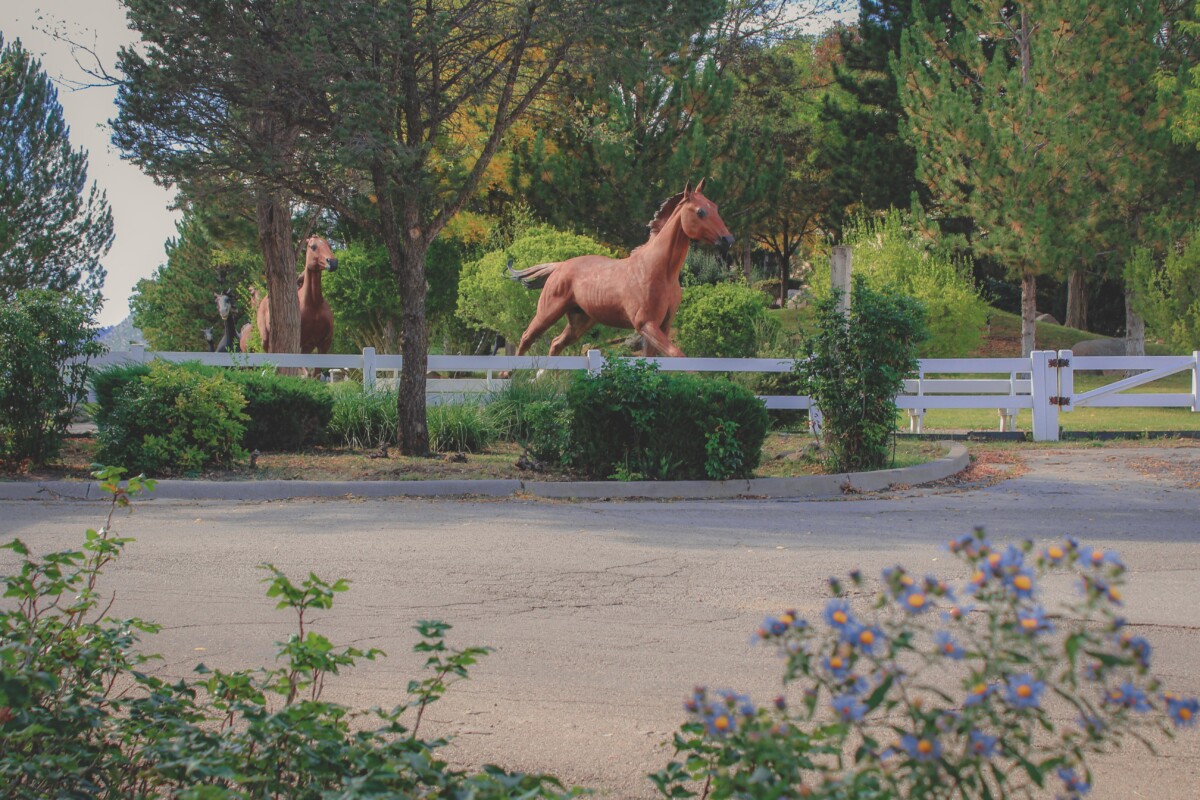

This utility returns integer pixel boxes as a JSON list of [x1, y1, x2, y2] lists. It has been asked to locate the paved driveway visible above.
[[2, 446, 1198, 797]]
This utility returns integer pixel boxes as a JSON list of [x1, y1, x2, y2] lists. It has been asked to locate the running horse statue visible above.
[[253, 236, 338, 356], [213, 289, 239, 353], [508, 180, 733, 357]]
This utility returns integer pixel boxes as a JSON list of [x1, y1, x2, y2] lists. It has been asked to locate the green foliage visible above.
[[0, 471, 571, 798], [681, 249, 733, 287], [814, 210, 987, 357], [457, 227, 617, 349], [0, 37, 111, 304], [1126, 238, 1200, 352], [545, 359, 768, 480], [95, 362, 248, 475], [428, 401, 499, 454], [796, 277, 927, 473], [93, 363, 333, 453], [653, 530, 1198, 799], [675, 281, 780, 358], [486, 371, 570, 443], [327, 383, 397, 449], [129, 197, 261, 351], [0, 290, 102, 468]]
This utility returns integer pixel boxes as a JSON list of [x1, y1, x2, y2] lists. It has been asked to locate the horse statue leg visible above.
[[638, 321, 684, 358], [548, 310, 597, 356]]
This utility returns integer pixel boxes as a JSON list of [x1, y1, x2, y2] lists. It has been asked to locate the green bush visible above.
[[327, 382, 397, 449], [550, 359, 768, 480], [654, 531, 1199, 799], [488, 371, 570, 442], [814, 210, 987, 358], [796, 276, 927, 473], [92, 362, 332, 452], [457, 226, 617, 350], [675, 281, 780, 358], [0, 471, 570, 799], [521, 399, 574, 466], [0, 290, 102, 468], [95, 362, 248, 475]]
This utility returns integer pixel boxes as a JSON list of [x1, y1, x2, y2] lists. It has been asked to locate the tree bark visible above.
[[255, 188, 300, 371], [1020, 270, 1037, 357], [740, 238, 753, 283], [1066, 269, 1088, 331], [1124, 285, 1145, 357]]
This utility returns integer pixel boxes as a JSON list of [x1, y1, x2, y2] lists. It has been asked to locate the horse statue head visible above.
[[215, 289, 234, 321], [305, 236, 338, 274], [649, 179, 734, 252]]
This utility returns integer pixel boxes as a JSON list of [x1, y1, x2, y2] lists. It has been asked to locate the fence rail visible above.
[[87, 347, 1199, 442]]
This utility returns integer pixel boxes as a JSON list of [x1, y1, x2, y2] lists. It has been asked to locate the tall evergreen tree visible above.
[[896, 0, 1166, 355], [0, 37, 112, 305], [819, 0, 955, 238]]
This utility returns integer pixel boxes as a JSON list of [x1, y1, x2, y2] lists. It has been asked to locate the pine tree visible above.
[[896, 0, 1167, 355], [0, 37, 112, 305], [819, 0, 955, 238]]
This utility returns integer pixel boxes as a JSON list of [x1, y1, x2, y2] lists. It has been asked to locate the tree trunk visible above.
[[740, 238, 753, 283], [1066, 269, 1088, 330], [1020, 270, 1037, 357], [778, 252, 789, 309], [395, 236, 430, 456], [1124, 285, 1145, 357], [255, 188, 300, 371]]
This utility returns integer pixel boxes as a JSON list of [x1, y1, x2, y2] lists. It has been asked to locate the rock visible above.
[[1035, 313, 1059, 325], [1071, 338, 1124, 357], [444, 452, 468, 463]]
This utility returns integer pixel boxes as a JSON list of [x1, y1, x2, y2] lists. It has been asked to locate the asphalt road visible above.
[[2, 446, 1198, 798]]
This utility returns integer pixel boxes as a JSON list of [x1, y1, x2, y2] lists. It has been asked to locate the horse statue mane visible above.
[[647, 192, 686, 238]]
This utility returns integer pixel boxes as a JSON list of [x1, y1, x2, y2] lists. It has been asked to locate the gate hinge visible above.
[[1049, 396, 1071, 406], [1048, 358, 1070, 368]]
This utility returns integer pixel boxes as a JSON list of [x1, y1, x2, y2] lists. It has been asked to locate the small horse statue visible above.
[[214, 289, 240, 353], [508, 179, 733, 357], [254, 236, 338, 355]]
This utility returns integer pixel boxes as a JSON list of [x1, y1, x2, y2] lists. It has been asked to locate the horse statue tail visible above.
[[506, 257, 558, 290]]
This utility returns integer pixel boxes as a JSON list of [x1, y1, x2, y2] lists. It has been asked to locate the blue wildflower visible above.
[[964, 680, 994, 707], [842, 622, 885, 655], [941, 603, 975, 623], [1078, 714, 1106, 737], [1005, 567, 1036, 598], [1105, 682, 1150, 712], [1057, 766, 1091, 796], [823, 653, 852, 680], [1016, 605, 1053, 636], [1165, 695, 1198, 727], [1121, 634, 1152, 669], [824, 599, 856, 630], [1041, 542, 1068, 564], [900, 733, 942, 762], [900, 586, 932, 614], [933, 630, 965, 660], [1080, 546, 1125, 572], [831, 693, 868, 722], [1004, 674, 1045, 709], [968, 729, 997, 759]]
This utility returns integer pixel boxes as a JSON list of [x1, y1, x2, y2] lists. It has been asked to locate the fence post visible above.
[[1192, 351, 1199, 413], [363, 347, 376, 392], [586, 349, 605, 376], [1030, 350, 1059, 441], [831, 246, 852, 316], [1057, 349, 1074, 413]]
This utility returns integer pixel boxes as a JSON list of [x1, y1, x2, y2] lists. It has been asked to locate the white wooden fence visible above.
[[88, 346, 1199, 442]]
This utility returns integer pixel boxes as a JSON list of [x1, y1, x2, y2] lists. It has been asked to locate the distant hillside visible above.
[[96, 317, 146, 350]]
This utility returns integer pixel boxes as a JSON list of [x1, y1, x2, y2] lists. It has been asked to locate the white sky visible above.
[[5, 1, 856, 328]]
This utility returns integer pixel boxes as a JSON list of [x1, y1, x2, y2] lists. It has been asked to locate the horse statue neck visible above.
[[638, 204, 692, 280], [300, 259, 324, 306]]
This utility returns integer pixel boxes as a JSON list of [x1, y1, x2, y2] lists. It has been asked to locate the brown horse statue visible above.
[[509, 180, 733, 357], [253, 236, 339, 355]]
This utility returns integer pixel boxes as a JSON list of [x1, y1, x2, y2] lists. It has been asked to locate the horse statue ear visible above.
[[695, 177, 706, 194], [683, 180, 692, 197]]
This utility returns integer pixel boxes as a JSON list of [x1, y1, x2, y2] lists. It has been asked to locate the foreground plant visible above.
[[653, 529, 1197, 799], [0, 466, 572, 798]]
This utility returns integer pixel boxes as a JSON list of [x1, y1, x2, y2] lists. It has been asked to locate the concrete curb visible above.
[[0, 443, 968, 502]]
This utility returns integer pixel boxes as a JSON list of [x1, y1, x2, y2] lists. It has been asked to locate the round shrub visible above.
[[675, 281, 780, 358], [96, 361, 248, 475], [327, 383, 397, 449], [428, 401, 498, 453]]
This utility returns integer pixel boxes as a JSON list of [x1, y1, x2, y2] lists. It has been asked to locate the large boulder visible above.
[[1035, 312, 1060, 325], [1071, 337, 1126, 374]]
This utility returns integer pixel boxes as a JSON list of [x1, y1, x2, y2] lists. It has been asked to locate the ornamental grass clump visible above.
[[653, 529, 1197, 800]]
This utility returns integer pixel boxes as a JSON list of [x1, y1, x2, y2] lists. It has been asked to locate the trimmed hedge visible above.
[[92, 362, 333, 452], [533, 359, 768, 480]]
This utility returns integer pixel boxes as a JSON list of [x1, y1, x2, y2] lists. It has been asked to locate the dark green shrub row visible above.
[[93, 361, 333, 453], [528, 359, 768, 481]]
